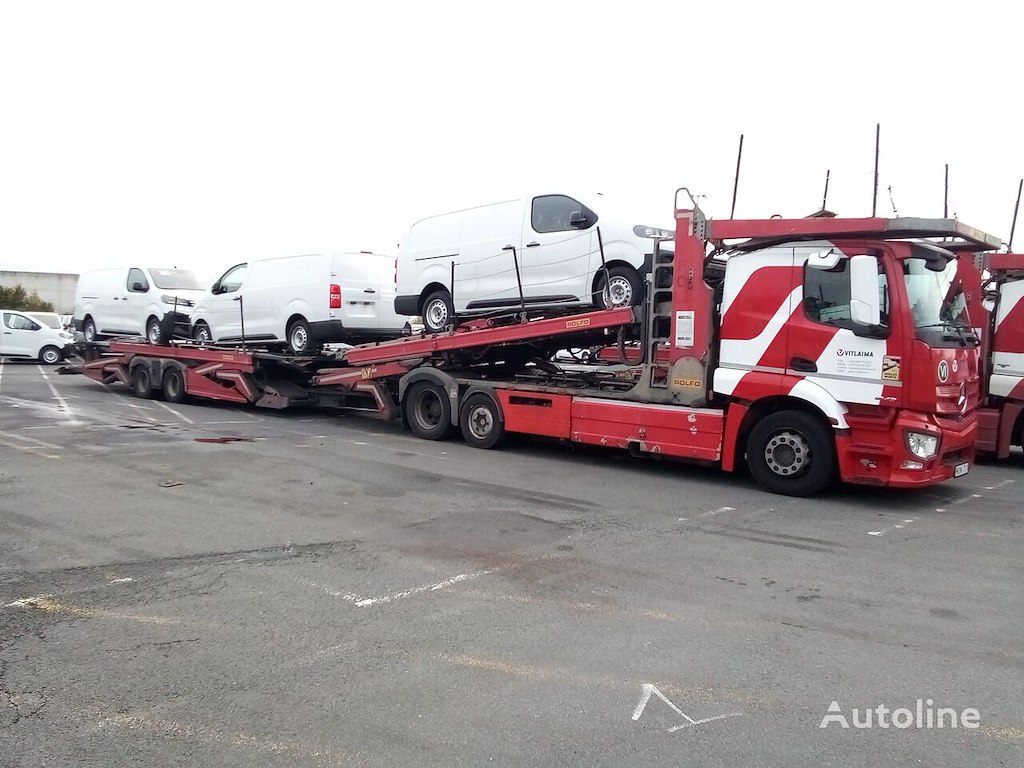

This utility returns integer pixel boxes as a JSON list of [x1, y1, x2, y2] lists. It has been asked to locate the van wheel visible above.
[[39, 346, 63, 365], [595, 266, 642, 308], [404, 381, 455, 440], [162, 366, 187, 403], [460, 392, 506, 449], [83, 316, 97, 343], [193, 322, 212, 344], [131, 365, 153, 399], [146, 316, 166, 345], [746, 410, 836, 497], [287, 318, 312, 354], [422, 290, 454, 333]]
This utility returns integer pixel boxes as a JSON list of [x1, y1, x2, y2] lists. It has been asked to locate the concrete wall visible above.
[[0, 271, 79, 314]]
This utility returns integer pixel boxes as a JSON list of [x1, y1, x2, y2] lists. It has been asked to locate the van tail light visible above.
[[330, 284, 342, 309]]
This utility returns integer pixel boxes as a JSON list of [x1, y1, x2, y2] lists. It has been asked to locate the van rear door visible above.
[[332, 252, 382, 329]]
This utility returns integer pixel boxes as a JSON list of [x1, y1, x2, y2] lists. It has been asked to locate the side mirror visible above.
[[569, 211, 589, 229], [211, 282, 222, 294], [131, 281, 147, 292], [849, 255, 881, 326]]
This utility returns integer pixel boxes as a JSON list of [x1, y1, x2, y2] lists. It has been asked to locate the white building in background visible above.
[[0, 270, 79, 313]]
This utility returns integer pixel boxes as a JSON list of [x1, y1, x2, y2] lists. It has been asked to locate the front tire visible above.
[[39, 346, 63, 365], [404, 381, 455, 440], [460, 392, 506, 449], [746, 410, 836, 497], [193, 322, 212, 344], [421, 290, 455, 334], [83, 316, 97, 343], [287, 318, 312, 354], [595, 266, 642, 309], [146, 316, 166, 345]]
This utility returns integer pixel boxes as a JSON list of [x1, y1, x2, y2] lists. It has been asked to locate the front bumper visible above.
[[836, 410, 976, 489]]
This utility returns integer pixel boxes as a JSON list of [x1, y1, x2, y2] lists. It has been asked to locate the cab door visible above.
[[209, 263, 248, 340], [120, 267, 151, 335], [520, 195, 595, 307]]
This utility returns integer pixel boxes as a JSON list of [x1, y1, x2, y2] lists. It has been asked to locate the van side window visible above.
[[219, 264, 247, 293], [127, 268, 150, 293], [4, 312, 40, 331], [531, 195, 597, 233]]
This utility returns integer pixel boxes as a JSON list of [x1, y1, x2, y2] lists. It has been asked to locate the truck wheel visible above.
[[194, 322, 212, 344], [596, 266, 642, 308], [83, 316, 98, 343], [404, 381, 455, 440], [288, 318, 312, 354], [162, 367, 187, 404], [146, 316, 166, 345], [131, 365, 153, 399], [460, 392, 506, 449], [39, 346, 63, 365], [746, 410, 836, 497], [422, 290, 454, 334]]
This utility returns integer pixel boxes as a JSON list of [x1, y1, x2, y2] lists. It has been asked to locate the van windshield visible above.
[[148, 269, 202, 290], [30, 313, 62, 329]]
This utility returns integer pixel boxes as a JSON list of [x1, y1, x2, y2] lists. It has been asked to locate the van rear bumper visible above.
[[395, 295, 420, 316], [309, 320, 411, 344]]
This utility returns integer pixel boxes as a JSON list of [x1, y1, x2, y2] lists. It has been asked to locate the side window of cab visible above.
[[530, 195, 597, 233], [216, 264, 247, 294]]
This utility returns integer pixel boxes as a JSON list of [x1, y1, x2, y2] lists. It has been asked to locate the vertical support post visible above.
[[503, 244, 526, 320], [821, 169, 830, 212], [730, 133, 744, 219], [872, 123, 880, 217], [450, 259, 456, 317], [596, 225, 609, 306], [234, 295, 246, 350], [1010, 179, 1023, 251], [944, 163, 949, 218]]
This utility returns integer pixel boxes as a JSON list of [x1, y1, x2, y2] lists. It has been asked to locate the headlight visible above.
[[905, 431, 939, 460], [633, 224, 674, 239], [162, 295, 195, 307]]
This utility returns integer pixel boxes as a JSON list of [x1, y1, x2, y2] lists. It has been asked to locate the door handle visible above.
[[363, 288, 376, 294], [526, 241, 540, 247], [790, 357, 818, 373], [2, 331, 11, 335]]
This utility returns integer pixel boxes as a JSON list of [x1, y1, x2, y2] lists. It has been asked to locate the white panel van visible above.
[[0, 310, 76, 363], [189, 252, 411, 354], [73, 266, 207, 344], [394, 192, 672, 332]]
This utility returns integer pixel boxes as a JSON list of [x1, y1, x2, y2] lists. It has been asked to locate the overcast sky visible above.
[[2, 0, 1023, 281]]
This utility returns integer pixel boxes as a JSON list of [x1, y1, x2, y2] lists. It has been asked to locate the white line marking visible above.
[[701, 506, 736, 518], [985, 479, 1015, 491], [155, 401, 195, 424], [0, 429, 63, 451], [868, 518, 917, 537], [0, 360, 4, 396], [37, 364, 80, 424], [109, 577, 134, 584], [631, 683, 742, 732], [316, 568, 503, 608]]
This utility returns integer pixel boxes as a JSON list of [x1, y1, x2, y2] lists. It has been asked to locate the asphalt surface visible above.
[[1, 357, 1022, 767]]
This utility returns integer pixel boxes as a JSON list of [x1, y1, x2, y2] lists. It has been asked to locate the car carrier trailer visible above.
[[79, 191, 1000, 496]]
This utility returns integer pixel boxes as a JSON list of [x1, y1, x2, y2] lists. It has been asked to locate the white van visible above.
[[73, 267, 207, 344], [0, 309, 76, 364], [189, 251, 411, 354], [394, 192, 673, 332]]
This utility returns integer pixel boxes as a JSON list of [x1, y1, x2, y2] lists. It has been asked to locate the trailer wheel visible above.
[[131, 365, 153, 399], [460, 392, 506, 449], [162, 367, 187, 404], [746, 410, 836, 497], [422, 290, 454, 334], [404, 381, 454, 440]]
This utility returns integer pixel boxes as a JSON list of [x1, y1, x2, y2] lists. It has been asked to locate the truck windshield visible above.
[[148, 269, 202, 290], [903, 256, 973, 343]]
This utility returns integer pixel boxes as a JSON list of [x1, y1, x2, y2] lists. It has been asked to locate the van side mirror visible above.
[[569, 211, 589, 229], [211, 282, 222, 294], [849, 255, 881, 326], [131, 281, 147, 292]]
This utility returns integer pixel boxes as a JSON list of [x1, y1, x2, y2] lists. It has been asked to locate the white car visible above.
[[73, 266, 207, 344], [394, 191, 673, 332], [190, 251, 412, 354], [0, 309, 76, 364]]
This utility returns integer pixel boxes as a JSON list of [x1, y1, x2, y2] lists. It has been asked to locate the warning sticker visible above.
[[675, 311, 695, 348], [882, 355, 901, 382]]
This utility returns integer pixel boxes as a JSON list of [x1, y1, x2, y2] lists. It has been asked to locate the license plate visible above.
[[954, 462, 970, 477]]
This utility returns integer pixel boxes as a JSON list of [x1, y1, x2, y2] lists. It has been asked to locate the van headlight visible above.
[[905, 431, 939, 460], [162, 295, 194, 307], [633, 225, 674, 239]]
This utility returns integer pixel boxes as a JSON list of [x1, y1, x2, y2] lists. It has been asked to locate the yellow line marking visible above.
[[6, 595, 177, 625], [100, 712, 349, 764]]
